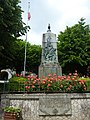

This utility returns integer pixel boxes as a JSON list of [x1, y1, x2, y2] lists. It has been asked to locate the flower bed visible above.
[[8, 72, 87, 93]]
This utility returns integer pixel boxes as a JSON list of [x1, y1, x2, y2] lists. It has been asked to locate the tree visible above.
[[26, 44, 42, 74], [58, 18, 90, 75], [14, 40, 42, 74], [0, 0, 29, 70]]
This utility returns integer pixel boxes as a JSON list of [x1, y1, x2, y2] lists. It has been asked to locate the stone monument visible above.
[[39, 24, 62, 78]]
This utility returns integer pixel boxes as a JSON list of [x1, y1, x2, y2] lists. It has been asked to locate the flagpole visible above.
[[23, 30, 27, 76], [23, 1, 30, 76]]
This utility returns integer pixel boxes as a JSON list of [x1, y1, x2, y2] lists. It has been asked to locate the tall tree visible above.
[[26, 44, 42, 74], [14, 40, 42, 74], [0, 0, 29, 70], [58, 18, 90, 75]]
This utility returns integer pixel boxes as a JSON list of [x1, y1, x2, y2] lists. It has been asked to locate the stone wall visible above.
[[1, 93, 90, 120]]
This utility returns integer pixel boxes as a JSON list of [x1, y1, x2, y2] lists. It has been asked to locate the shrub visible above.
[[24, 73, 87, 93], [9, 76, 27, 92], [4, 106, 22, 118], [8, 72, 87, 93]]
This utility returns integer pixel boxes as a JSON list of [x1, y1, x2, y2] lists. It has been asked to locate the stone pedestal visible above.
[[39, 63, 62, 78], [39, 24, 62, 78]]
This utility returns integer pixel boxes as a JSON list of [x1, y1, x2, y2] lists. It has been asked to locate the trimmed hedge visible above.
[[79, 78, 90, 91], [0, 76, 90, 93]]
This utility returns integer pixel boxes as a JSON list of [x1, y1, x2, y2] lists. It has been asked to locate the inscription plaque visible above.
[[39, 98, 71, 116]]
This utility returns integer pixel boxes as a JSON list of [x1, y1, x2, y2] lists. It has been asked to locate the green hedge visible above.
[[0, 76, 90, 93], [79, 78, 90, 91], [9, 76, 27, 92]]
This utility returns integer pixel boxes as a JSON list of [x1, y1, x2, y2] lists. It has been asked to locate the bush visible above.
[[9, 76, 27, 92], [8, 73, 87, 93], [79, 77, 90, 91], [24, 74, 87, 93]]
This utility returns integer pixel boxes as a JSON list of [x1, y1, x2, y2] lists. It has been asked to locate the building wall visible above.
[[1, 93, 90, 120]]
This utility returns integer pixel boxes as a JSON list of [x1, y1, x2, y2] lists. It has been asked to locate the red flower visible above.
[[16, 74, 20, 77], [84, 87, 86, 90], [83, 80, 86, 83], [42, 81, 46, 84], [27, 75, 31, 78], [33, 80, 36, 84], [58, 76, 61, 79], [28, 77, 30, 81], [50, 77, 54, 81], [53, 73, 57, 76], [69, 85, 72, 88], [48, 80, 51, 82], [25, 86, 30, 89], [68, 76, 70, 79], [72, 77, 75, 80], [45, 77, 48, 81], [36, 78, 40, 81], [47, 84, 51, 87], [32, 85, 35, 88], [48, 74, 52, 77], [67, 87, 71, 90]]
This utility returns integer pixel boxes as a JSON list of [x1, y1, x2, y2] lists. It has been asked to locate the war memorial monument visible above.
[[39, 24, 62, 78]]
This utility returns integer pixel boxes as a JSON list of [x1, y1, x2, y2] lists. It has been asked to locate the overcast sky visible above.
[[20, 0, 90, 45]]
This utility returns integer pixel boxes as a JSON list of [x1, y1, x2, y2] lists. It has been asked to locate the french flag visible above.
[[28, 1, 31, 21], [28, 12, 31, 21]]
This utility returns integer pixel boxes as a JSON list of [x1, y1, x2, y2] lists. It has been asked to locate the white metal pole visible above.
[[23, 1, 30, 76], [24, 31, 27, 76]]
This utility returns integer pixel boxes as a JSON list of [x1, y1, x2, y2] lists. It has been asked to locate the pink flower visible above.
[[48, 74, 52, 77], [67, 87, 71, 90], [58, 76, 61, 79], [50, 77, 54, 81], [67, 76, 70, 79], [69, 73, 72, 76], [27, 75, 31, 78], [42, 81, 46, 84], [63, 76, 66, 79], [32, 85, 35, 88], [33, 80, 36, 84], [79, 81, 82, 85], [74, 73, 78, 76], [72, 77, 75, 80], [48, 79, 51, 82], [47, 84, 51, 87], [60, 84, 63, 88], [84, 87, 86, 90], [25, 86, 30, 89], [16, 74, 20, 77], [53, 73, 57, 76], [20, 74, 23, 76], [36, 78, 40, 81], [69, 85, 72, 88], [45, 77, 48, 81], [28, 77, 30, 80]]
